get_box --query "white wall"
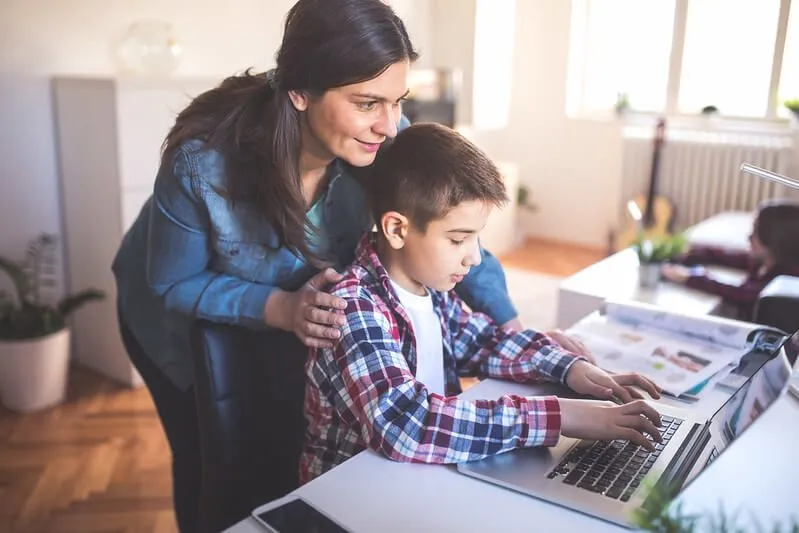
[433,0,624,249]
[0,0,432,295]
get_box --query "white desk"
[226,379,799,533]
[556,248,743,330]
[556,211,754,330]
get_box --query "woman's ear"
[381,211,409,250]
[288,90,309,112]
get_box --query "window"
[779,1,799,117]
[568,0,797,120]
[679,0,781,117]
[568,0,675,114]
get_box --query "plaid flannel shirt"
[300,234,582,484]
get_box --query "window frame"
[568,0,794,123]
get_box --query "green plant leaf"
[0,234,102,340]
[0,257,30,307]
[633,234,688,264]
[57,289,105,318]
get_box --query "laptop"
[456,329,799,528]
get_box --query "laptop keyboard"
[547,415,683,502]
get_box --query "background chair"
[190,320,307,533]
[754,275,799,335]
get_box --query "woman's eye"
[357,101,377,111]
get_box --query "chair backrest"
[190,320,307,533]
[754,275,799,334]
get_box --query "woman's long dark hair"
[161,0,417,263]
[755,200,799,267]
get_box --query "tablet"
[253,497,349,533]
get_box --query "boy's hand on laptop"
[545,329,596,364]
[565,360,662,403]
[559,398,662,451]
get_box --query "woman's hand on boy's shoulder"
[266,268,348,349]
[564,360,661,404]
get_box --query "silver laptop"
[456,329,799,528]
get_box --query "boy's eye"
[450,239,465,246]
[356,101,378,111]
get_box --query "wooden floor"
[0,237,603,533]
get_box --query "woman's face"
[291,60,410,167]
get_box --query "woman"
[662,200,799,319]
[112,0,522,530]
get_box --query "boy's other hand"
[565,360,661,403]
[283,268,348,349]
[559,398,662,451]
[545,329,596,364]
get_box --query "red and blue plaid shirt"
[300,234,582,484]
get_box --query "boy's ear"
[380,211,409,250]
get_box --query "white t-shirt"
[390,280,446,396]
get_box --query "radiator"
[621,127,794,230]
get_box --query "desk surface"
[556,248,746,329]
[556,211,752,330]
[226,379,799,533]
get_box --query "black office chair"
[190,320,308,533]
[754,275,799,334]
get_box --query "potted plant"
[0,234,104,412]
[784,98,799,123]
[633,233,687,289]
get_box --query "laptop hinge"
[643,421,708,506]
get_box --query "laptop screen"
[701,330,797,466]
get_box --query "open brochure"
[565,300,762,396]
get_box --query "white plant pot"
[638,262,662,289]
[0,328,71,413]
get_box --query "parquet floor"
[0,369,176,533]
[0,237,603,533]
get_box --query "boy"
[301,123,662,483]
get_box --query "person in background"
[661,200,799,319]
[111,0,527,529]
[301,123,662,483]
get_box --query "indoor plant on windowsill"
[633,234,687,289]
[785,98,799,124]
[0,234,104,413]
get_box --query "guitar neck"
[643,119,666,227]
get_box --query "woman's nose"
[373,105,399,138]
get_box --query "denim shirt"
[113,139,517,390]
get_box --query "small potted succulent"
[0,234,104,412]
[784,98,799,123]
[633,233,687,288]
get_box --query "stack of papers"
[566,300,760,396]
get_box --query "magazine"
[566,300,761,396]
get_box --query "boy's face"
[383,200,490,295]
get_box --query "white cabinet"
[52,76,216,386]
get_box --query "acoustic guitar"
[613,118,675,251]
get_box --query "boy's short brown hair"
[368,123,508,231]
